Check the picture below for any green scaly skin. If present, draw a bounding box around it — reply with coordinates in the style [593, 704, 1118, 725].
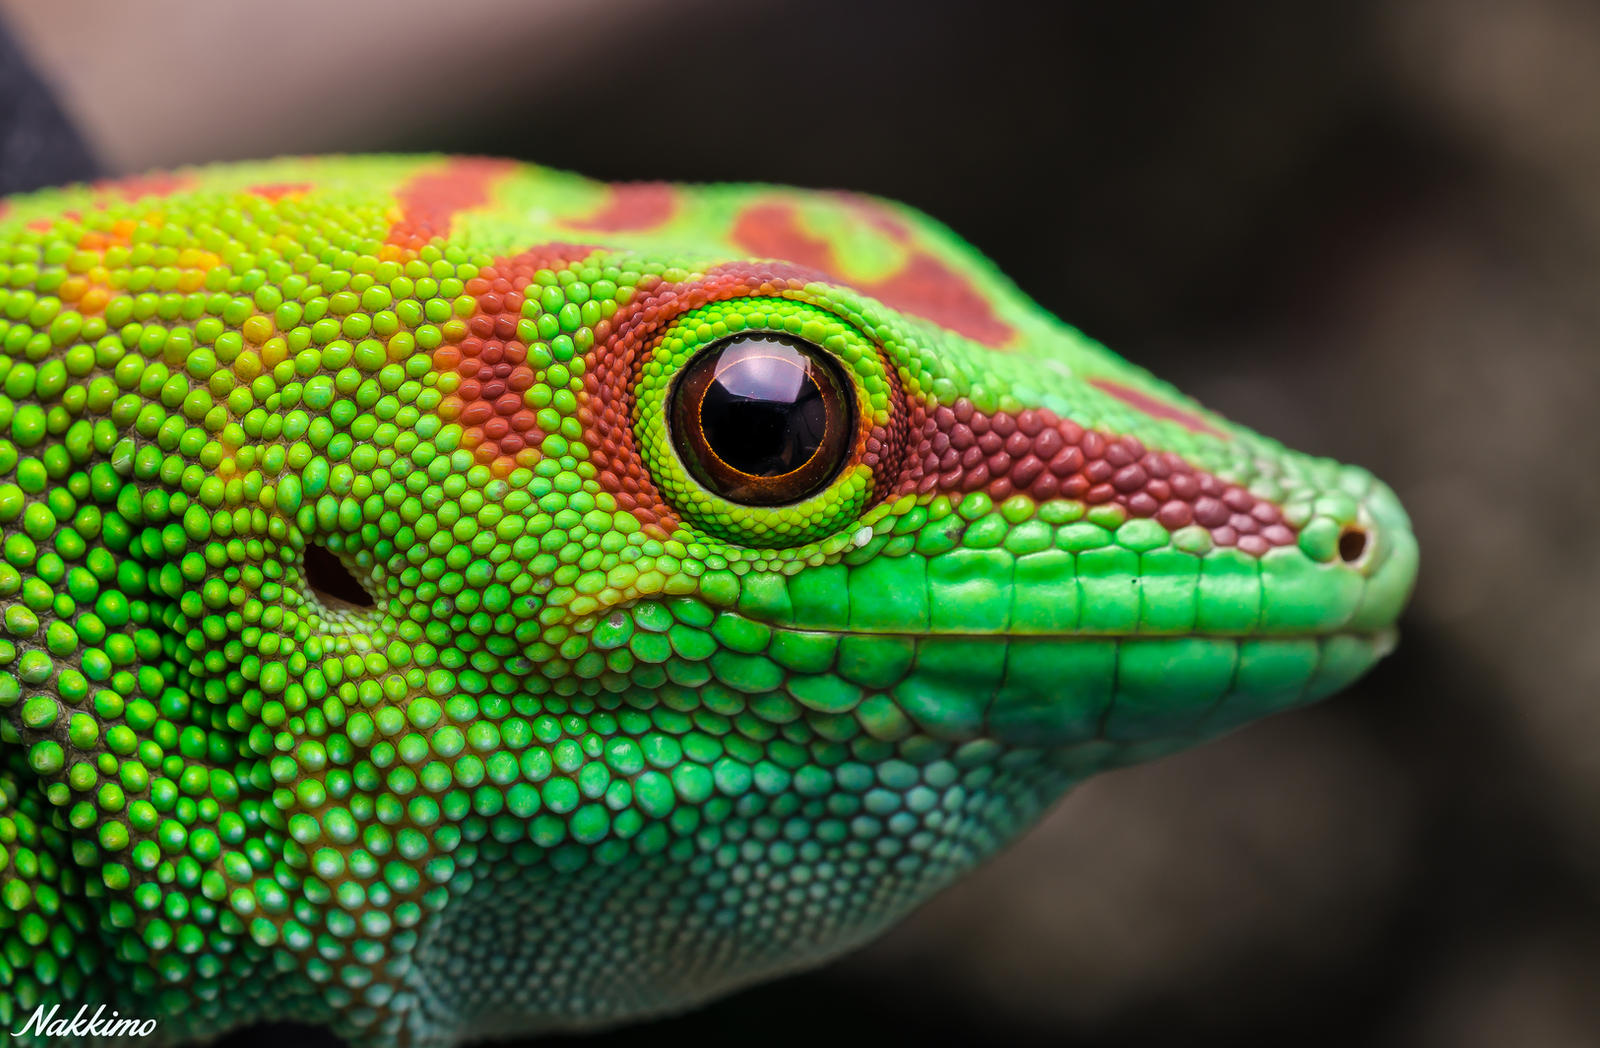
[0, 156, 1416, 1045]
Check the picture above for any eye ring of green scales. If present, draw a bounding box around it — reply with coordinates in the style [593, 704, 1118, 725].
[0, 156, 1417, 1047]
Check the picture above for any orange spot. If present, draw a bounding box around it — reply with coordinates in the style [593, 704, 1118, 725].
[246, 182, 313, 201]
[1090, 378, 1223, 437]
[77, 217, 145, 252]
[567, 183, 678, 232]
[730, 202, 1015, 347]
[58, 260, 118, 314]
[385, 157, 517, 252]
[177, 248, 222, 268]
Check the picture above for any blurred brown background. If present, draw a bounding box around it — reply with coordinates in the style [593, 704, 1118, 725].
[3, 1, 1594, 1045]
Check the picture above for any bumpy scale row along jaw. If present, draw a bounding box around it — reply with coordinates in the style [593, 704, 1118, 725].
[0, 157, 1417, 1047]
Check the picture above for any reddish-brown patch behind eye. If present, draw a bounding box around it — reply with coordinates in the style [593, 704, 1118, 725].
[1090, 378, 1223, 437]
[386, 157, 517, 251]
[567, 183, 678, 232]
[433, 243, 596, 476]
[246, 182, 314, 201]
[898, 398, 1295, 554]
[730, 202, 1015, 348]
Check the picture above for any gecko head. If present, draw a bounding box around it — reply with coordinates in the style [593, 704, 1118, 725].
[0, 157, 1416, 1035]
[478, 184, 1421, 776]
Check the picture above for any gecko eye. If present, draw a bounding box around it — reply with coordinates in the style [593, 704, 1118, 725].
[634, 298, 891, 546]
[670, 334, 855, 505]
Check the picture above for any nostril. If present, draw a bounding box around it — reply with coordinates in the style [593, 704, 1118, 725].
[1337, 526, 1369, 565]
[305, 542, 375, 607]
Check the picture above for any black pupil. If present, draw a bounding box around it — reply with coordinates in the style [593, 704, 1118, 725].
[699, 339, 827, 476]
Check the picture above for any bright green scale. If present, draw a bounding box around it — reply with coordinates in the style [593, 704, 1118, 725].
[0, 156, 1417, 1045]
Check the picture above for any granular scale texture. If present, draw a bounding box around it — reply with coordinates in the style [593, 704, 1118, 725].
[0, 156, 1416, 1046]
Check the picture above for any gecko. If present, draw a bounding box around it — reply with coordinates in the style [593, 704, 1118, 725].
[0, 156, 1417, 1045]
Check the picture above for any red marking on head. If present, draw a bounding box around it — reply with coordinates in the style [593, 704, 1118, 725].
[897, 398, 1293, 554]
[871, 255, 1017, 346]
[246, 182, 314, 201]
[730, 202, 1015, 347]
[386, 157, 517, 251]
[433, 243, 597, 476]
[730, 205, 828, 273]
[91, 172, 193, 204]
[1090, 378, 1222, 437]
[567, 183, 678, 233]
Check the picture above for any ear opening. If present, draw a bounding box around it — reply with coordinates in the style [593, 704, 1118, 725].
[304, 541, 375, 608]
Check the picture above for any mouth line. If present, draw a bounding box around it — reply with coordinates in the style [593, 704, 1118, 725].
[777, 626, 1399, 644]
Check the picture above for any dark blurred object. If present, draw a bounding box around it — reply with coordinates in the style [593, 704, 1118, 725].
[0, 17, 96, 193]
[6, 2, 1597, 1046]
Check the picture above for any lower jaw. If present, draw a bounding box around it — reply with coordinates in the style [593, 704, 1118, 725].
[804, 628, 1396, 750]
